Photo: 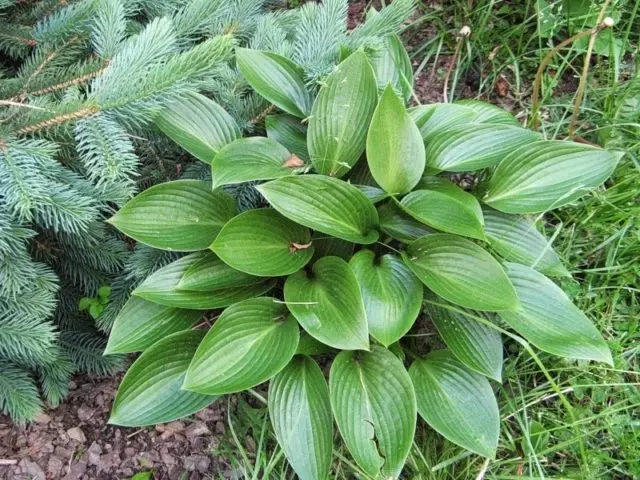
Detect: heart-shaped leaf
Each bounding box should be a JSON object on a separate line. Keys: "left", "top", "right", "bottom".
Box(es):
{"left": 409, "top": 350, "right": 499, "bottom": 458}
{"left": 155, "top": 92, "right": 241, "bottom": 164}
{"left": 400, "top": 177, "right": 485, "bottom": 240}
{"left": 482, "top": 207, "right": 569, "bottom": 277}
{"left": 349, "top": 250, "right": 423, "bottom": 347}
{"left": 257, "top": 175, "right": 379, "bottom": 244}
{"left": 266, "top": 114, "right": 309, "bottom": 161}
{"left": 455, "top": 99, "right": 520, "bottom": 125}
{"left": 134, "top": 254, "right": 275, "bottom": 309}
{"left": 109, "top": 330, "right": 217, "bottom": 426}
{"left": 269, "top": 356, "right": 333, "bottom": 480}
{"left": 484, "top": 140, "right": 622, "bottom": 213}
{"left": 105, "top": 297, "right": 202, "bottom": 354}
{"left": 372, "top": 34, "right": 413, "bottom": 102}
{"left": 426, "top": 124, "right": 540, "bottom": 172}
{"left": 426, "top": 303, "right": 503, "bottom": 381}
{"left": 409, "top": 103, "right": 477, "bottom": 141}
{"left": 308, "top": 51, "right": 377, "bottom": 176}
{"left": 183, "top": 297, "right": 299, "bottom": 394}
{"left": 500, "top": 263, "right": 613, "bottom": 365}
{"left": 330, "top": 345, "right": 417, "bottom": 478}
{"left": 211, "top": 137, "right": 303, "bottom": 190}
{"left": 402, "top": 234, "right": 518, "bottom": 311}
{"left": 236, "top": 48, "right": 311, "bottom": 118}
{"left": 177, "top": 251, "right": 262, "bottom": 291}
{"left": 284, "top": 256, "right": 369, "bottom": 350}
{"left": 378, "top": 201, "right": 433, "bottom": 242}
{"left": 211, "top": 208, "right": 314, "bottom": 277}
{"left": 366, "top": 85, "right": 425, "bottom": 194}
{"left": 108, "top": 180, "right": 236, "bottom": 251}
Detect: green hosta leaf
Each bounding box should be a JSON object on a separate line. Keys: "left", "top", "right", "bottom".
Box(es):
{"left": 311, "top": 234, "right": 354, "bottom": 262}
{"left": 308, "top": 51, "right": 377, "bottom": 176}
{"left": 211, "top": 209, "right": 314, "bottom": 277}
{"left": 236, "top": 48, "right": 311, "bottom": 118}
{"left": 500, "top": 263, "right": 613, "bottom": 365}
{"left": 284, "top": 256, "right": 369, "bottom": 350}
{"left": 484, "top": 141, "right": 622, "bottom": 213}
{"left": 109, "top": 180, "right": 236, "bottom": 251}
{"left": 211, "top": 137, "right": 304, "bottom": 190}
{"left": 109, "top": 330, "right": 217, "bottom": 426}
{"left": 349, "top": 250, "right": 423, "bottom": 347}
{"left": 366, "top": 85, "right": 425, "bottom": 194}
{"left": 400, "top": 177, "right": 485, "bottom": 240}
{"left": 409, "top": 350, "right": 499, "bottom": 458}
{"left": 426, "top": 124, "right": 540, "bottom": 172}
{"left": 356, "top": 185, "right": 388, "bottom": 203}
{"left": 134, "top": 254, "right": 275, "bottom": 309}
{"left": 266, "top": 114, "right": 309, "bottom": 161}
{"left": 155, "top": 92, "right": 241, "bottom": 164}
{"left": 269, "top": 356, "right": 333, "bottom": 480}
{"left": 348, "top": 158, "right": 378, "bottom": 187}
{"left": 105, "top": 297, "right": 202, "bottom": 354}
{"left": 483, "top": 207, "right": 569, "bottom": 277}
{"left": 296, "top": 332, "right": 335, "bottom": 356}
{"left": 426, "top": 303, "right": 503, "bottom": 381}
{"left": 257, "top": 175, "right": 379, "bottom": 244}
{"left": 378, "top": 201, "right": 433, "bottom": 242}
{"left": 184, "top": 297, "right": 299, "bottom": 394}
{"left": 456, "top": 99, "right": 520, "bottom": 125}
{"left": 177, "top": 251, "right": 262, "bottom": 291}
{"left": 372, "top": 34, "right": 413, "bottom": 102}
{"left": 402, "top": 234, "right": 518, "bottom": 311}
{"left": 409, "top": 103, "right": 477, "bottom": 141}
{"left": 330, "top": 345, "right": 417, "bottom": 478}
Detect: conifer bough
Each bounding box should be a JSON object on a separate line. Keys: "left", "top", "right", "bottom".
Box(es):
{"left": 106, "top": 24, "right": 619, "bottom": 480}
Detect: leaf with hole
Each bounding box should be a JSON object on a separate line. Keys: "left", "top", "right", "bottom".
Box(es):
{"left": 330, "top": 345, "right": 416, "bottom": 478}
{"left": 183, "top": 297, "right": 299, "bottom": 394}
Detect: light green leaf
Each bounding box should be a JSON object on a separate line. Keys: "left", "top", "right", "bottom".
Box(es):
{"left": 372, "top": 34, "right": 413, "bottom": 102}
{"left": 211, "top": 137, "right": 303, "bottom": 190}
{"left": 426, "top": 303, "right": 503, "bottom": 381}
{"left": 108, "top": 180, "right": 236, "bottom": 251}
{"left": 183, "top": 297, "right": 299, "bottom": 394}
{"left": 211, "top": 208, "right": 314, "bottom": 277}
{"left": 105, "top": 297, "right": 202, "bottom": 354}
{"left": 409, "top": 350, "right": 499, "bottom": 458}
{"left": 426, "top": 124, "right": 540, "bottom": 172}
{"left": 330, "top": 345, "right": 416, "bottom": 478}
{"left": 402, "top": 234, "right": 518, "bottom": 311}
{"left": 177, "top": 251, "right": 262, "bottom": 291}
{"left": 155, "top": 92, "right": 241, "bottom": 164}
{"left": 109, "top": 330, "right": 217, "bottom": 427}
{"left": 378, "top": 201, "right": 433, "bottom": 243}
{"left": 500, "top": 263, "right": 613, "bottom": 365}
{"left": 409, "top": 103, "right": 477, "bottom": 141}
{"left": 133, "top": 254, "right": 275, "bottom": 309}
{"left": 308, "top": 51, "right": 377, "bottom": 176}
{"left": 284, "top": 256, "right": 369, "bottom": 350}
{"left": 349, "top": 250, "right": 423, "bottom": 347}
{"left": 257, "top": 175, "right": 379, "bottom": 244}
{"left": 484, "top": 141, "right": 622, "bottom": 213}
{"left": 482, "top": 207, "right": 569, "bottom": 277}
{"left": 236, "top": 48, "right": 311, "bottom": 118}
{"left": 400, "top": 177, "right": 485, "bottom": 240}
{"left": 455, "top": 99, "right": 520, "bottom": 125}
{"left": 366, "top": 85, "right": 425, "bottom": 194}
{"left": 266, "top": 114, "right": 309, "bottom": 161}
{"left": 269, "top": 356, "right": 333, "bottom": 480}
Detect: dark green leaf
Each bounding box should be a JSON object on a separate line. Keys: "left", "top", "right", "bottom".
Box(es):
{"left": 350, "top": 250, "right": 423, "bottom": 347}
{"left": 378, "top": 201, "right": 433, "bottom": 243}
{"left": 177, "top": 251, "right": 262, "bottom": 291}
{"left": 183, "top": 297, "right": 299, "bottom": 394}
{"left": 108, "top": 180, "right": 236, "bottom": 251}
{"left": 109, "top": 330, "right": 217, "bottom": 426}
{"left": 402, "top": 234, "right": 518, "bottom": 311}
{"left": 284, "top": 256, "right": 369, "bottom": 350}
{"left": 355, "top": 185, "right": 389, "bottom": 203}
{"left": 310, "top": 234, "right": 354, "bottom": 262}
{"left": 296, "top": 332, "right": 335, "bottom": 356}
{"left": 266, "top": 114, "right": 310, "bottom": 161}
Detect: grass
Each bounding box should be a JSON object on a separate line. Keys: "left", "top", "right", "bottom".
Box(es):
{"left": 214, "top": 1, "right": 639, "bottom": 478}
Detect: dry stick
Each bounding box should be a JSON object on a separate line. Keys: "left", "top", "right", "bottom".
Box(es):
{"left": 443, "top": 26, "right": 471, "bottom": 103}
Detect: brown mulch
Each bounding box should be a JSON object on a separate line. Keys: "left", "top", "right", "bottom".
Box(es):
{"left": 0, "top": 374, "right": 231, "bottom": 480}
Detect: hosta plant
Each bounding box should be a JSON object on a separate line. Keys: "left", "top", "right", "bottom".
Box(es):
{"left": 105, "top": 44, "right": 621, "bottom": 479}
